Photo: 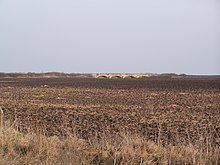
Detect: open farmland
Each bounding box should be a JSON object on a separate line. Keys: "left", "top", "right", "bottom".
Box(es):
{"left": 0, "top": 77, "right": 220, "bottom": 164}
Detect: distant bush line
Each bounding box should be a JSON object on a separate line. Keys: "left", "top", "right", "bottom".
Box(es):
{"left": 0, "top": 72, "right": 93, "bottom": 78}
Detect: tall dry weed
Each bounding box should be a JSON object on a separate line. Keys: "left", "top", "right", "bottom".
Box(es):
{"left": 0, "top": 110, "right": 219, "bottom": 165}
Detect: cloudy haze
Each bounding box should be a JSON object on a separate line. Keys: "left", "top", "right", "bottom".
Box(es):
{"left": 0, "top": 0, "right": 219, "bottom": 74}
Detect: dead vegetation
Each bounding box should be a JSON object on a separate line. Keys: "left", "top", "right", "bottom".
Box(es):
{"left": 0, "top": 77, "right": 220, "bottom": 164}
{"left": 0, "top": 121, "right": 220, "bottom": 164}
{"left": 0, "top": 118, "right": 220, "bottom": 165}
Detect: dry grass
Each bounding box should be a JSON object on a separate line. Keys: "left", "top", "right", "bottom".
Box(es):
{"left": 0, "top": 113, "right": 219, "bottom": 165}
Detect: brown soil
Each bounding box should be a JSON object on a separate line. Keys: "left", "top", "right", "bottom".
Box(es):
{"left": 0, "top": 77, "right": 220, "bottom": 146}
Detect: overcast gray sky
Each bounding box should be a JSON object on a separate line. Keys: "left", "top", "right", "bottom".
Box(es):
{"left": 0, "top": 0, "right": 219, "bottom": 74}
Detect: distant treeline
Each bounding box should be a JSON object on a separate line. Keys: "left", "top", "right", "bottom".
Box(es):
{"left": 0, "top": 72, "right": 218, "bottom": 79}
{"left": 0, "top": 72, "right": 93, "bottom": 78}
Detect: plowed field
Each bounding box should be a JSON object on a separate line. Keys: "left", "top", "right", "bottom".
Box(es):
{"left": 0, "top": 77, "right": 220, "bottom": 145}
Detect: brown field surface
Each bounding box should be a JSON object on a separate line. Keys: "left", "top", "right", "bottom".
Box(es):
{"left": 0, "top": 77, "right": 220, "bottom": 164}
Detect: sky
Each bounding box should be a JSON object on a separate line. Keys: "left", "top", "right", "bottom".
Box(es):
{"left": 0, "top": 0, "right": 219, "bottom": 74}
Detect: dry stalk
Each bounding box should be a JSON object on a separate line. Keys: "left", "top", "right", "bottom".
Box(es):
{"left": 157, "top": 120, "right": 162, "bottom": 146}
{"left": 0, "top": 106, "right": 4, "bottom": 155}
{"left": 0, "top": 106, "right": 3, "bottom": 128}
